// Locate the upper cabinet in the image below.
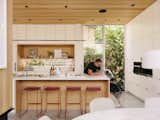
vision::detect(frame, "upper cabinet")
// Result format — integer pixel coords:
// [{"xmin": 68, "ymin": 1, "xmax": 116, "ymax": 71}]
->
[
  {"xmin": 55, "ymin": 24, "xmax": 66, "ymax": 40},
  {"xmin": 12, "ymin": 24, "xmax": 83, "ymax": 41},
  {"xmin": 12, "ymin": 24, "xmax": 26, "ymax": 40}
]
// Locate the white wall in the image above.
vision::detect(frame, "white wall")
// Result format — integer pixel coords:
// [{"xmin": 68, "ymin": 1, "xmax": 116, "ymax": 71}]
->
[
  {"xmin": 0, "ymin": 0, "xmax": 7, "ymax": 69},
  {"xmin": 125, "ymin": 0, "xmax": 160, "ymax": 100}
]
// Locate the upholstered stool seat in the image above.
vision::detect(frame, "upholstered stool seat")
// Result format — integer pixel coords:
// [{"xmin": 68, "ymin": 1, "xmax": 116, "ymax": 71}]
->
[{"xmin": 86, "ymin": 86, "xmax": 101, "ymax": 91}]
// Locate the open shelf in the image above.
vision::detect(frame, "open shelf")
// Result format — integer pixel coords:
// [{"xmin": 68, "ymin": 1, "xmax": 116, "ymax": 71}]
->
[
  {"xmin": 18, "ymin": 44, "xmax": 74, "ymax": 59},
  {"xmin": 17, "ymin": 45, "xmax": 75, "ymax": 71}
]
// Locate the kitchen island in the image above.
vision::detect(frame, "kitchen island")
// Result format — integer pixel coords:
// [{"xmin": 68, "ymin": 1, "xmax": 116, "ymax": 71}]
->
[{"xmin": 13, "ymin": 75, "xmax": 110, "ymax": 112}]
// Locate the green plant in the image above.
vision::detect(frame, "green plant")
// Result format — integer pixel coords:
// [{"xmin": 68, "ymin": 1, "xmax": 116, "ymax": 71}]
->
[
  {"xmin": 84, "ymin": 47, "xmax": 102, "ymax": 67},
  {"xmin": 47, "ymin": 51, "xmax": 54, "ymax": 58},
  {"xmin": 29, "ymin": 59, "xmax": 44, "ymax": 66},
  {"xmin": 95, "ymin": 26, "xmax": 125, "ymax": 90}
]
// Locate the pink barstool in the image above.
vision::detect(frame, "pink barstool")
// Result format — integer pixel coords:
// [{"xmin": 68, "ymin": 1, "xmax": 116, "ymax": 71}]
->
[
  {"xmin": 85, "ymin": 86, "xmax": 102, "ymax": 113},
  {"xmin": 23, "ymin": 86, "xmax": 42, "ymax": 112},
  {"xmin": 44, "ymin": 86, "xmax": 61, "ymax": 115},
  {"xmin": 65, "ymin": 86, "xmax": 82, "ymax": 117}
]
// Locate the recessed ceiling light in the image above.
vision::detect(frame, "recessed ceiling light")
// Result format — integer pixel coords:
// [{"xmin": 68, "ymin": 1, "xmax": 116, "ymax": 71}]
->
[
  {"xmin": 25, "ymin": 5, "xmax": 29, "ymax": 8},
  {"xmin": 99, "ymin": 9, "xmax": 107, "ymax": 13},
  {"xmin": 64, "ymin": 5, "xmax": 68, "ymax": 8},
  {"xmin": 58, "ymin": 19, "xmax": 63, "ymax": 21},
  {"xmin": 131, "ymin": 4, "xmax": 136, "ymax": 7},
  {"xmin": 28, "ymin": 19, "xmax": 32, "ymax": 21}
]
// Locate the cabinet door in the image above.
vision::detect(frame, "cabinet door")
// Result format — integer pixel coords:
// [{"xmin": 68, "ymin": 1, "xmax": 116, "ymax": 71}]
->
[
  {"xmin": 74, "ymin": 24, "xmax": 82, "ymax": 40},
  {"xmin": 26, "ymin": 25, "xmax": 45, "ymax": 40},
  {"xmin": 66, "ymin": 25, "xmax": 75, "ymax": 40},
  {"xmin": 152, "ymin": 80, "xmax": 160, "ymax": 97},
  {"xmin": 55, "ymin": 24, "xmax": 66, "ymax": 40},
  {"xmin": 43, "ymin": 25, "xmax": 55, "ymax": 40},
  {"xmin": 12, "ymin": 24, "xmax": 26, "ymax": 40}
]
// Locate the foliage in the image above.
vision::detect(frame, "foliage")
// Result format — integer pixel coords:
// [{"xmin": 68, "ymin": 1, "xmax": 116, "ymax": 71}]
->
[
  {"xmin": 84, "ymin": 47, "xmax": 102, "ymax": 67},
  {"xmin": 97, "ymin": 26, "xmax": 125, "ymax": 90},
  {"xmin": 29, "ymin": 59, "xmax": 44, "ymax": 66},
  {"xmin": 94, "ymin": 26, "xmax": 103, "ymax": 43},
  {"xmin": 84, "ymin": 25, "xmax": 125, "ymax": 90}
]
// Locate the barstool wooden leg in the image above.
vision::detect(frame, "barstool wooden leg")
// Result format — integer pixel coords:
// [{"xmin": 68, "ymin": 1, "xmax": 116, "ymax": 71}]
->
[
  {"xmin": 36, "ymin": 90, "xmax": 38, "ymax": 112},
  {"xmin": 80, "ymin": 90, "xmax": 83, "ymax": 114},
  {"xmin": 20, "ymin": 91, "xmax": 28, "ymax": 116},
  {"xmin": 65, "ymin": 90, "xmax": 68, "ymax": 118},
  {"xmin": 58, "ymin": 90, "xmax": 61, "ymax": 116},
  {"xmin": 85, "ymin": 90, "xmax": 87, "ymax": 113},
  {"xmin": 45, "ymin": 91, "xmax": 48, "ymax": 112},
  {"xmin": 40, "ymin": 90, "xmax": 43, "ymax": 112},
  {"xmin": 26, "ymin": 91, "xmax": 29, "ymax": 112},
  {"xmin": 40, "ymin": 91, "xmax": 43, "ymax": 112}
]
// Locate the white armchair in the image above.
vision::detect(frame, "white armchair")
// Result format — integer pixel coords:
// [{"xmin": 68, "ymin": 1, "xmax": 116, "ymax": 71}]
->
[
  {"xmin": 38, "ymin": 116, "xmax": 52, "ymax": 120},
  {"xmin": 89, "ymin": 97, "xmax": 115, "ymax": 112}
]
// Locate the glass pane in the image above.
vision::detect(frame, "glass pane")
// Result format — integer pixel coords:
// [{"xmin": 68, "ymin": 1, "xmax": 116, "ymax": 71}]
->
[{"xmin": 83, "ymin": 25, "xmax": 103, "ymax": 68}]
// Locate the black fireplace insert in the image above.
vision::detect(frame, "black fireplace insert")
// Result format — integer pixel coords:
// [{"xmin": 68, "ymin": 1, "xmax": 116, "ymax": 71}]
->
[{"xmin": 133, "ymin": 62, "xmax": 152, "ymax": 77}]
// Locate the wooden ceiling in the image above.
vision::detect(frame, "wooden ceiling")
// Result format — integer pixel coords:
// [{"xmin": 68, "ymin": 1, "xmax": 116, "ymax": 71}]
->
[{"xmin": 13, "ymin": 0, "xmax": 155, "ymax": 24}]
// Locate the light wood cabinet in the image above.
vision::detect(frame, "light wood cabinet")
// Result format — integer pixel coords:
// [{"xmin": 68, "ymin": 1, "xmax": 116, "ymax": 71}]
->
[
  {"xmin": 15, "ymin": 80, "xmax": 110, "ymax": 112},
  {"xmin": 12, "ymin": 40, "xmax": 84, "ymax": 74}
]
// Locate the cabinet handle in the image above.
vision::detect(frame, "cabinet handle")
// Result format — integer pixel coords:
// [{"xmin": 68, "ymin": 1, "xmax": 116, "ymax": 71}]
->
[{"xmin": 14, "ymin": 62, "xmax": 17, "ymax": 71}]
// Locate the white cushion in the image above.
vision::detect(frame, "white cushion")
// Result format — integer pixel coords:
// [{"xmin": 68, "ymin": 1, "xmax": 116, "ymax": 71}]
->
[
  {"xmin": 89, "ymin": 97, "xmax": 115, "ymax": 112},
  {"xmin": 38, "ymin": 116, "xmax": 52, "ymax": 120}
]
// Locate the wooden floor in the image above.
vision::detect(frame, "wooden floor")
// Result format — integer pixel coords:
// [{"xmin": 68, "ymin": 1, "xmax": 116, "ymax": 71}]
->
[{"xmin": 9, "ymin": 92, "xmax": 144, "ymax": 120}]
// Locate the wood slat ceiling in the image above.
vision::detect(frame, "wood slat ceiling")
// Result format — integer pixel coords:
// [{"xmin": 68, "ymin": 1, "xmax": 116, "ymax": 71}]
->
[{"xmin": 13, "ymin": 0, "xmax": 155, "ymax": 24}]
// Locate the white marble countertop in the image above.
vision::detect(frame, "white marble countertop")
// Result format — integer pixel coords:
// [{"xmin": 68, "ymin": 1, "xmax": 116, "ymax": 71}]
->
[{"xmin": 13, "ymin": 74, "xmax": 110, "ymax": 81}]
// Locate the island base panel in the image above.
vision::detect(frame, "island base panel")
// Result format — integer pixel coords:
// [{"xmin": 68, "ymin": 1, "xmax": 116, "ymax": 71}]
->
[{"xmin": 16, "ymin": 80, "xmax": 109, "ymax": 112}]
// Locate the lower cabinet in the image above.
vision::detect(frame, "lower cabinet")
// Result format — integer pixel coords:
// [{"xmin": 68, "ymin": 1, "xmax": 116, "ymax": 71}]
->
[
  {"xmin": 152, "ymin": 80, "xmax": 160, "ymax": 97},
  {"xmin": 126, "ymin": 74, "xmax": 154, "ymax": 101}
]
